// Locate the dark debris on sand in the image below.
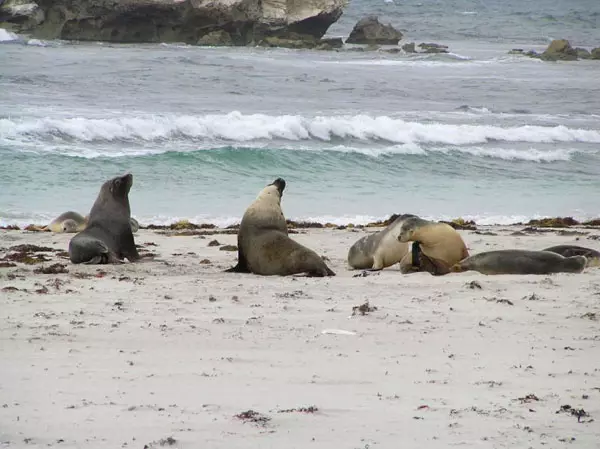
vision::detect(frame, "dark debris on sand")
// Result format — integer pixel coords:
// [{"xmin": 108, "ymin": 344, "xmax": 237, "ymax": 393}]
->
[
  {"xmin": 1, "ymin": 244, "xmax": 59, "ymax": 265},
  {"xmin": 143, "ymin": 436, "xmax": 177, "ymax": 448},
  {"xmin": 556, "ymin": 404, "xmax": 592, "ymax": 423},
  {"xmin": 33, "ymin": 263, "xmax": 68, "ymax": 274},
  {"xmin": 234, "ymin": 409, "xmax": 271, "ymax": 426},
  {"xmin": 352, "ymin": 300, "xmax": 378, "ymax": 316},
  {"xmin": 278, "ymin": 406, "xmax": 319, "ymax": 414}
]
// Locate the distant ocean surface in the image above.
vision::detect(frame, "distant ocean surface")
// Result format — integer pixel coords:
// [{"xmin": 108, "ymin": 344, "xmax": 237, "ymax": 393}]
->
[{"xmin": 1, "ymin": 0, "xmax": 600, "ymax": 227}]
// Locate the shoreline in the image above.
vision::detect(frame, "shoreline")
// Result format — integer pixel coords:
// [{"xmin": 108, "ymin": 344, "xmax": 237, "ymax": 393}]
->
[{"xmin": 3, "ymin": 215, "xmax": 600, "ymax": 232}]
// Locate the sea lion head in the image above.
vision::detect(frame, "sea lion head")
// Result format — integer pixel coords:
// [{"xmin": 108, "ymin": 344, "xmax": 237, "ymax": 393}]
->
[
  {"xmin": 269, "ymin": 178, "xmax": 286, "ymax": 197},
  {"xmin": 61, "ymin": 219, "xmax": 79, "ymax": 233},
  {"xmin": 256, "ymin": 177, "xmax": 286, "ymax": 205},
  {"xmin": 397, "ymin": 217, "xmax": 419, "ymax": 242},
  {"xmin": 102, "ymin": 173, "xmax": 133, "ymax": 201}
]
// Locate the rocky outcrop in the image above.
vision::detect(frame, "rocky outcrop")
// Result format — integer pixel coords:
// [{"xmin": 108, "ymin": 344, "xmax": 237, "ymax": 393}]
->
[
  {"xmin": 575, "ymin": 47, "xmax": 591, "ymax": 59},
  {"xmin": 540, "ymin": 39, "xmax": 577, "ymax": 61},
  {"xmin": 401, "ymin": 42, "xmax": 416, "ymax": 53},
  {"xmin": 0, "ymin": 0, "xmax": 348, "ymax": 45},
  {"xmin": 515, "ymin": 39, "xmax": 600, "ymax": 62},
  {"xmin": 0, "ymin": 0, "xmax": 44, "ymax": 31},
  {"xmin": 418, "ymin": 42, "xmax": 449, "ymax": 53},
  {"xmin": 345, "ymin": 15, "xmax": 402, "ymax": 45}
]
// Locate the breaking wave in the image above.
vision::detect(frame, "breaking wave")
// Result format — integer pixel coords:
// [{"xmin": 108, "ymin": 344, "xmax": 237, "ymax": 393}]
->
[{"xmin": 2, "ymin": 112, "xmax": 599, "ymax": 146}]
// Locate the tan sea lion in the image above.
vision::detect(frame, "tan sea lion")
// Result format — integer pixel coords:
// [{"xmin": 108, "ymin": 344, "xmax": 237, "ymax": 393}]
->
[
  {"xmin": 450, "ymin": 249, "xmax": 586, "ymax": 275},
  {"xmin": 397, "ymin": 216, "xmax": 469, "ymax": 275},
  {"xmin": 39, "ymin": 211, "xmax": 87, "ymax": 233},
  {"xmin": 68, "ymin": 173, "xmax": 140, "ymax": 264},
  {"xmin": 542, "ymin": 245, "xmax": 600, "ymax": 267},
  {"xmin": 226, "ymin": 178, "xmax": 335, "ymax": 277},
  {"xmin": 347, "ymin": 214, "xmax": 416, "ymax": 270}
]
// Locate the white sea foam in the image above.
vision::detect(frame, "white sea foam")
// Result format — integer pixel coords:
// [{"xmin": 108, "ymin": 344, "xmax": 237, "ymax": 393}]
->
[
  {"xmin": 0, "ymin": 28, "xmax": 19, "ymax": 42},
  {"xmin": 2, "ymin": 112, "xmax": 599, "ymax": 147}
]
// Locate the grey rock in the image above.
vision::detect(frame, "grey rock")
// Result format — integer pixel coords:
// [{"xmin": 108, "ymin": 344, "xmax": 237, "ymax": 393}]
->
[{"xmin": 346, "ymin": 15, "xmax": 402, "ymax": 45}]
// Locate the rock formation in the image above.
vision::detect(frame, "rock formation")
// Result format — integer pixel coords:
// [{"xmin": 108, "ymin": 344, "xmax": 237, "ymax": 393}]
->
[
  {"xmin": 0, "ymin": 0, "xmax": 348, "ymax": 46},
  {"xmin": 345, "ymin": 16, "xmax": 402, "ymax": 45},
  {"xmin": 540, "ymin": 39, "xmax": 577, "ymax": 61},
  {"xmin": 514, "ymin": 39, "xmax": 600, "ymax": 62}
]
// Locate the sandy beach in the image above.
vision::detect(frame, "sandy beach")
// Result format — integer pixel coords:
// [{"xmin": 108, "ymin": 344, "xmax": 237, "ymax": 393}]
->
[{"xmin": 1, "ymin": 224, "xmax": 599, "ymax": 449}]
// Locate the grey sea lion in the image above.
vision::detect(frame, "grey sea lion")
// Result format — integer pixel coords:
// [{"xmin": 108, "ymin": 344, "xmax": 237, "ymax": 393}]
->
[
  {"xmin": 45, "ymin": 211, "xmax": 87, "ymax": 233},
  {"xmin": 450, "ymin": 249, "xmax": 586, "ymax": 275},
  {"xmin": 347, "ymin": 214, "xmax": 416, "ymax": 270},
  {"xmin": 397, "ymin": 216, "xmax": 469, "ymax": 275},
  {"xmin": 83, "ymin": 214, "xmax": 139, "ymax": 233},
  {"xmin": 226, "ymin": 178, "xmax": 335, "ymax": 277},
  {"xmin": 68, "ymin": 173, "xmax": 140, "ymax": 264},
  {"xmin": 542, "ymin": 245, "xmax": 600, "ymax": 267}
]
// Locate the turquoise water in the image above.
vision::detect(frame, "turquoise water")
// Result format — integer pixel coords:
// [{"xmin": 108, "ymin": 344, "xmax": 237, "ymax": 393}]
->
[{"xmin": 1, "ymin": 0, "xmax": 600, "ymax": 226}]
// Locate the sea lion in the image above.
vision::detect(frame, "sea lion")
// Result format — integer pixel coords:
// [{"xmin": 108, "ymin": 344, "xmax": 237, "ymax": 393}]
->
[
  {"xmin": 83, "ymin": 214, "xmax": 139, "ymax": 233},
  {"xmin": 36, "ymin": 211, "xmax": 87, "ymax": 233},
  {"xmin": 68, "ymin": 173, "xmax": 140, "ymax": 264},
  {"xmin": 397, "ymin": 216, "xmax": 469, "ymax": 275},
  {"xmin": 542, "ymin": 245, "xmax": 600, "ymax": 267},
  {"xmin": 450, "ymin": 250, "xmax": 586, "ymax": 275},
  {"xmin": 347, "ymin": 214, "xmax": 416, "ymax": 270},
  {"xmin": 226, "ymin": 178, "xmax": 335, "ymax": 277},
  {"xmin": 129, "ymin": 217, "xmax": 140, "ymax": 233}
]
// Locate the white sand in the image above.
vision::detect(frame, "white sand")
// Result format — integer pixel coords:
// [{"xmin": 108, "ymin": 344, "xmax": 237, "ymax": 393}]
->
[{"xmin": 1, "ymin": 226, "xmax": 599, "ymax": 448}]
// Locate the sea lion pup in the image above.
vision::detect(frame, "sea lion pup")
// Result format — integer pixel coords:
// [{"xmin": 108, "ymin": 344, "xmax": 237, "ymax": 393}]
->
[
  {"xmin": 542, "ymin": 245, "xmax": 600, "ymax": 268},
  {"xmin": 397, "ymin": 216, "xmax": 469, "ymax": 275},
  {"xmin": 347, "ymin": 214, "xmax": 416, "ymax": 270},
  {"xmin": 450, "ymin": 250, "xmax": 587, "ymax": 275},
  {"xmin": 68, "ymin": 173, "xmax": 140, "ymax": 264},
  {"xmin": 226, "ymin": 178, "xmax": 335, "ymax": 277}
]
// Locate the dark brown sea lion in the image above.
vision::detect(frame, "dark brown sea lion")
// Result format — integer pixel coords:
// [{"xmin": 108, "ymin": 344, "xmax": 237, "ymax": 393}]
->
[{"xmin": 68, "ymin": 173, "xmax": 140, "ymax": 264}]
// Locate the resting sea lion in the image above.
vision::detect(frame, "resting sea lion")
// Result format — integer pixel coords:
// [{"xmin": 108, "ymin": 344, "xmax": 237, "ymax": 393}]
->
[
  {"xmin": 68, "ymin": 173, "xmax": 140, "ymax": 264},
  {"xmin": 397, "ymin": 216, "xmax": 469, "ymax": 275},
  {"xmin": 450, "ymin": 249, "xmax": 586, "ymax": 275},
  {"xmin": 347, "ymin": 214, "xmax": 416, "ymax": 270},
  {"xmin": 43, "ymin": 211, "xmax": 87, "ymax": 233},
  {"xmin": 542, "ymin": 245, "xmax": 600, "ymax": 267},
  {"xmin": 226, "ymin": 178, "xmax": 335, "ymax": 277}
]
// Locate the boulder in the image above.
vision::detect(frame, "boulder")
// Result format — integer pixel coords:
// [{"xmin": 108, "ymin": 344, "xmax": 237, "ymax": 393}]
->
[
  {"xmin": 2, "ymin": 0, "xmax": 348, "ymax": 45},
  {"xmin": 258, "ymin": 35, "xmax": 317, "ymax": 49},
  {"xmin": 345, "ymin": 15, "xmax": 402, "ymax": 45},
  {"xmin": 591, "ymin": 47, "xmax": 600, "ymax": 60},
  {"xmin": 418, "ymin": 42, "xmax": 449, "ymax": 53},
  {"xmin": 0, "ymin": 0, "xmax": 44, "ymax": 32},
  {"xmin": 540, "ymin": 39, "xmax": 577, "ymax": 61},
  {"xmin": 402, "ymin": 42, "xmax": 416, "ymax": 53},
  {"xmin": 575, "ymin": 47, "xmax": 591, "ymax": 59},
  {"xmin": 315, "ymin": 37, "xmax": 343, "ymax": 50},
  {"xmin": 197, "ymin": 30, "xmax": 232, "ymax": 47}
]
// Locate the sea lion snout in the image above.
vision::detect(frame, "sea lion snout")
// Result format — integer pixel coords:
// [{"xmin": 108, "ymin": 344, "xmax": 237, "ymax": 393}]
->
[{"xmin": 270, "ymin": 178, "xmax": 286, "ymax": 196}]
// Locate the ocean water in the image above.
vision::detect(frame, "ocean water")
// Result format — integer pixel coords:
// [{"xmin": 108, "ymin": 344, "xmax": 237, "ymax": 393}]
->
[{"xmin": 1, "ymin": 0, "xmax": 600, "ymax": 227}]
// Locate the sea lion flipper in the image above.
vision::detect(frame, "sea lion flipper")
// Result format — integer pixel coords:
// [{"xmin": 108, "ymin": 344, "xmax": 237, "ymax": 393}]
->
[{"xmin": 225, "ymin": 247, "xmax": 250, "ymax": 273}]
